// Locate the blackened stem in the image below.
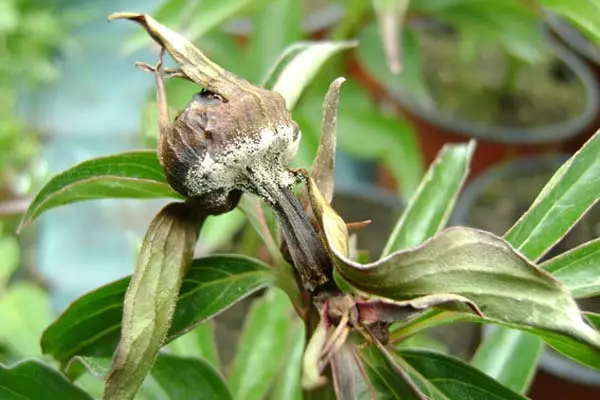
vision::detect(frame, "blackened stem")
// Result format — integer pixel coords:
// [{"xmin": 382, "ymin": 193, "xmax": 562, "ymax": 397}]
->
[{"xmin": 264, "ymin": 183, "xmax": 332, "ymax": 292}]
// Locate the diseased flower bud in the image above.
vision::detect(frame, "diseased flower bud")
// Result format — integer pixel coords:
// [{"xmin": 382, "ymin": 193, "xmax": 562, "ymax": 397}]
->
[
  {"xmin": 160, "ymin": 86, "xmax": 301, "ymax": 214},
  {"xmin": 112, "ymin": 12, "xmax": 333, "ymax": 292}
]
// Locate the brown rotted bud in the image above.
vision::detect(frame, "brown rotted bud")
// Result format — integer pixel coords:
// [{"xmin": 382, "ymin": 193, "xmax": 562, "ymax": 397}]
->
[
  {"xmin": 160, "ymin": 86, "xmax": 301, "ymax": 215},
  {"xmin": 111, "ymin": 12, "xmax": 333, "ymax": 292}
]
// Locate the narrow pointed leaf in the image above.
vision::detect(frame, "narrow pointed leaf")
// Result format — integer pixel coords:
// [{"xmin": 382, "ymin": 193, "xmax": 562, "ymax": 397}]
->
[
  {"xmin": 19, "ymin": 151, "xmax": 179, "ymax": 230},
  {"xmin": 42, "ymin": 255, "xmax": 276, "ymax": 365},
  {"xmin": 151, "ymin": 353, "xmax": 233, "ymax": 400},
  {"xmin": 0, "ymin": 360, "xmax": 93, "ymax": 400},
  {"xmin": 272, "ymin": 41, "xmax": 356, "ymax": 110},
  {"xmin": 471, "ymin": 328, "xmax": 543, "ymax": 393},
  {"xmin": 491, "ymin": 130, "xmax": 600, "ymax": 386},
  {"xmin": 104, "ymin": 202, "xmax": 205, "ymax": 400},
  {"xmin": 505, "ymin": 130, "xmax": 600, "ymax": 261},
  {"xmin": 397, "ymin": 349, "xmax": 528, "ymax": 400},
  {"xmin": 307, "ymin": 179, "xmax": 600, "ymax": 350},
  {"xmin": 228, "ymin": 289, "xmax": 293, "ymax": 400},
  {"xmin": 311, "ymin": 77, "xmax": 345, "ymax": 203},
  {"xmin": 542, "ymin": 238, "xmax": 600, "ymax": 298},
  {"xmin": 382, "ymin": 141, "xmax": 475, "ymax": 256}
]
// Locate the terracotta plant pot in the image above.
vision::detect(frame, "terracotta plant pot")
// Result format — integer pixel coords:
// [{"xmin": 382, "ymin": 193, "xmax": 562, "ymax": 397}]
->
[
  {"xmin": 545, "ymin": 12, "xmax": 600, "ymax": 153},
  {"xmin": 353, "ymin": 29, "xmax": 600, "ymax": 181},
  {"xmin": 450, "ymin": 154, "xmax": 600, "ymax": 395}
]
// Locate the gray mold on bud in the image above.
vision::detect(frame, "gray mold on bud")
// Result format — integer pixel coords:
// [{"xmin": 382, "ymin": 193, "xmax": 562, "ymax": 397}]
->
[{"xmin": 160, "ymin": 88, "xmax": 301, "ymax": 212}]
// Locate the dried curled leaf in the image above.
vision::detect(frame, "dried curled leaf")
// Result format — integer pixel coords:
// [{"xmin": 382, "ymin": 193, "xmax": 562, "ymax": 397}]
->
[{"xmin": 311, "ymin": 77, "xmax": 345, "ymax": 203}]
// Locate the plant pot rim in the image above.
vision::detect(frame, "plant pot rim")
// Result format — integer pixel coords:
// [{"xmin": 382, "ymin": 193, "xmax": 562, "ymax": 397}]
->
[
  {"xmin": 387, "ymin": 37, "xmax": 600, "ymax": 145},
  {"xmin": 455, "ymin": 156, "xmax": 600, "ymax": 386},
  {"xmin": 223, "ymin": 3, "xmax": 344, "ymax": 36},
  {"xmin": 544, "ymin": 10, "xmax": 600, "ymax": 66}
]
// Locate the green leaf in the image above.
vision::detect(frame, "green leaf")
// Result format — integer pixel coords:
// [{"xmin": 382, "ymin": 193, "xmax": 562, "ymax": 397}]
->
[
  {"xmin": 272, "ymin": 41, "xmax": 357, "ymax": 110},
  {"xmin": 495, "ymin": 130, "xmax": 600, "ymax": 381},
  {"xmin": 0, "ymin": 360, "xmax": 93, "ymax": 400},
  {"xmin": 471, "ymin": 327, "xmax": 543, "ymax": 393},
  {"xmin": 309, "ymin": 179, "xmax": 600, "ymax": 350},
  {"xmin": 0, "ymin": 283, "xmax": 53, "ymax": 357},
  {"xmin": 151, "ymin": 353, "xmax": 233, "ymax": 400},
  {"xmin": 397, "ymin": 349, "xmax": 528, "ymax": 400},
  {"xmin": 358, "ymin": 342, "xmax": 427, "ymax": 399},
  {"xmin": 104, "ymin": 202, "xmax": 205, "ymax": 400},
  {"xmin": 244, "ymin": 0, "xmax": 302, "ymax": 83},
  {"xmin": 381, "ymin": 141, "xmax": 475, "ymax": 256},
  {"xmin": 42, "ymin": 255, "xmax": 276, "ymax": 366},
  {"xmin": 228, "ymin": 289, "xmax": 293, "ymax": 400},
  {"xmin": 167, "ymin": 322, "xmax": 220, "ymax": 369},
  {"xmin": 540, "ymin": 0, "xmax": 600, "ymax": 47},
  {"xmin": 19, "ymin": 151, "xmax": 180, "ymax": 230},
  {"xmin": 505, "ymin": 131, "xmax": 600, "ymax": 262},
  {"xmin": 270, "ymin": 318, "xmax": 305, "ymax": 400},
  {"xmin": 542, "ymin": 238, "xmax": 600, "ymax": 298}
]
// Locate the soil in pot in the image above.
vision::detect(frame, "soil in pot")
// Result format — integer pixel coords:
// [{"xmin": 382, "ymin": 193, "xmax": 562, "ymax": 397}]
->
[{"xmin": 418, "ymin": 30, "xmax": 587, "ymax": 129}]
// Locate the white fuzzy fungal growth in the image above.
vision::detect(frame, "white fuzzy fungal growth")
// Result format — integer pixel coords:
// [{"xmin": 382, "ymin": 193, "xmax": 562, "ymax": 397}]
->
[{"xmin": 184, "ymin": 123, "xmax": 301, "ymax": 205}]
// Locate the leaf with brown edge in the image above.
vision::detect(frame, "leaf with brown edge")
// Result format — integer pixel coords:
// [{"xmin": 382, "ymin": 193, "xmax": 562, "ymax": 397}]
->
[
  {"xmin": 356, "ymin": 294, "xmax": 482, "ymax": 326},
  {"xmin": 104, "ymin": 202, "xmax": 205, "ymax": 400},
  {"xmin": 311, "ymin": 77, "xmax": 345, "ymax": 203},
  {"xmin": 307, "ymin": 178, "xmax": 600, "ymax": 350}
]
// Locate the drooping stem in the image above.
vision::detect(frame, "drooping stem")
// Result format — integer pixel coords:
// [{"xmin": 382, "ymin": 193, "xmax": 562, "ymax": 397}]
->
[{"xmin": 260, "ymin": 181, "xmax": 332, "ymax": 292}]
